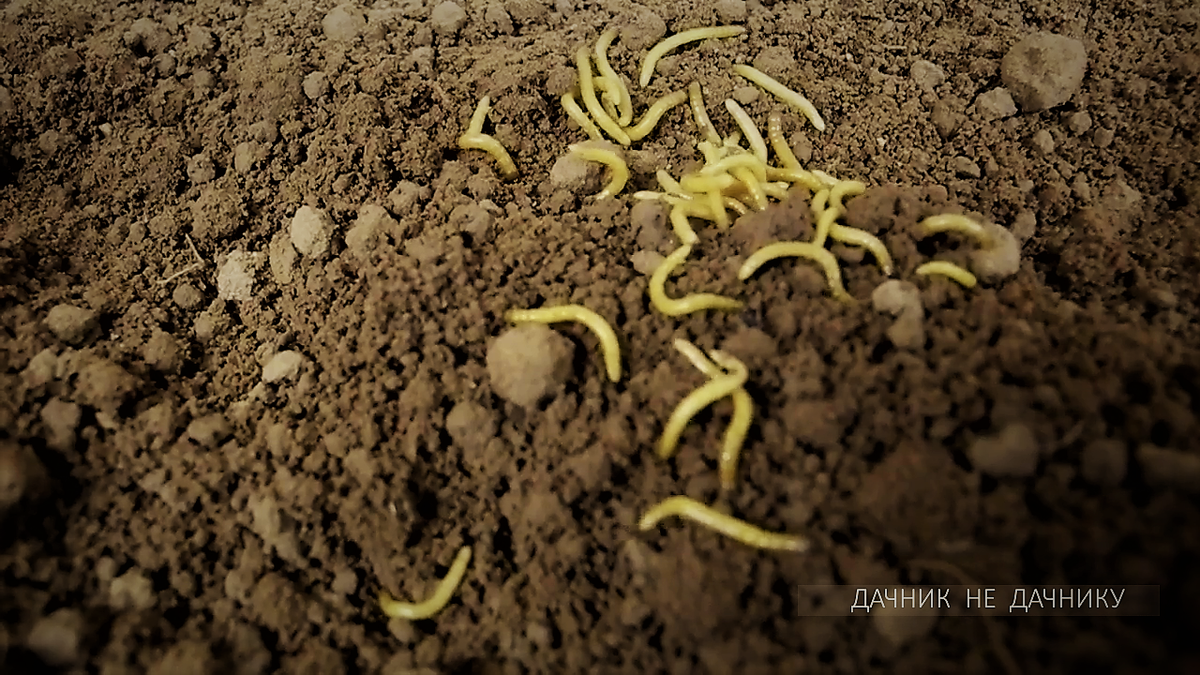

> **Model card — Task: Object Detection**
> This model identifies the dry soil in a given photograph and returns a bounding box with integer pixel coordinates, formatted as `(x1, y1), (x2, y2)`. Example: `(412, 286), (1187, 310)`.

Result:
(0, 0), (1198, 673)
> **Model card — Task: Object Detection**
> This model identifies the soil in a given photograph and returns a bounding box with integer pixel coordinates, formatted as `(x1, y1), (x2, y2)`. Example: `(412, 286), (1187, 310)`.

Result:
(1, 0), (1198, 673)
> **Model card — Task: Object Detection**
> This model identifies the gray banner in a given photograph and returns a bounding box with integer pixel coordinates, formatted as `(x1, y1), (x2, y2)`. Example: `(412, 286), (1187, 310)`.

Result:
(793, 585), (1159, 617)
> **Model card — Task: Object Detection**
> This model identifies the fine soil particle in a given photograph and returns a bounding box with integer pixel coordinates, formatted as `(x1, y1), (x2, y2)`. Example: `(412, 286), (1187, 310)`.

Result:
(1, 1), (1198, 673)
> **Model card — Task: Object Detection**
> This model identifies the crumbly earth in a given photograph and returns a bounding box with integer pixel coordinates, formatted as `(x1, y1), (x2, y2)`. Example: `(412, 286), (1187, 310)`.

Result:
(1, 0), (1198, 673)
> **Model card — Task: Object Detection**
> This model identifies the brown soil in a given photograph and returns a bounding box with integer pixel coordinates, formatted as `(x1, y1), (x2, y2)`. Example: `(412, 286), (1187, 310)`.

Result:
(1, 0), (1197, 673)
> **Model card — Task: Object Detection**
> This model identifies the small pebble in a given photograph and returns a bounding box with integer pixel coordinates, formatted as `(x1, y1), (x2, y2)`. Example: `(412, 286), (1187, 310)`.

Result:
(22, 349), (58, 388)
(507, 0), (551, 22)
(186, 413), (232, 449)
(714, 0), (747, 23)
(1011, 209), (1037, 242)
(1001, 32), (1088, 111)
(95, 557), (117, 582)
(26, 608), (85, 668)
(1071, 174), (1093, 202)
(544, 66), (577, 98)
(193, 303), (231, 344)
(45, 304), (98, 346)
(969, 223), (1022, 282)
(953, 156), (981, 178)
(430, 1), (467, 37)
(269, 231), (298, 285)
(871, 280), (922, 316)
(1136, 444), (1200, 494)
(753, 46), (796, 80)
(110, 570), (156, 611)
(389, 180), (429, 215)
(143, 328), (184, 373)
(173, 284), (205, 310)
(262, 350), (304, 384)
(302, 72), (329, 100)
(233, 142), (257, 174)
(1148, 288), (1178, 310)
(446, 400), (499, 448)
(185, 153), (216, 186)
(630, 250), (665, 276)
(732, 86), (759, 105)
(886, 310), (925, 351)
(448, 203), (494, 243)
(323, 5), (366, 41)
(909, 59), (946, 92)
(40, 398), (81, 452)
(968, 423), (1039, 477)
(630, 200), (668, 247)
(217, 251), (262, 302)
(331, 567), (359, 596)
(790, 131), (813, 163)
(487, 324), (574, 408)
(289, 205), (333, 258)
(1066, 111), (1092, 135)
(75, 359), (139, 414)
(720, 328), (778, 367)
(931, 100), (962, 139)
(387, 617), (416, 643)
(1030, 129), (1055, 154)
(976, 88), (1017, 121)
(616, 6), (665, 52)
(122, 18), (171, 55)
(345, 204), (399, 263)
(484, 4), (514, 34)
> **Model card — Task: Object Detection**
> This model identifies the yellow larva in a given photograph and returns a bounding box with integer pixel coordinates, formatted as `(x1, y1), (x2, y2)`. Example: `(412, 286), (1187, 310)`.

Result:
(829, 224), (894, 276)
(625, 90), (689, 141)
(829, 180), (866, 212)
(640, 26), (746, 87)
(379, 546), (473, 620)
(505, 305), (623, 381)
(658, 351), (748, 459)
(766, 166), (825, 192)
(672, 341), (756, 492)
(649, 244), (743, 316)
(813, 181), (865, 246)
(639, 496), (810, 552)
(561, 91), (604, 142)
(733, 64), (826, 132)
(723, 98), (769, 164)
(688, 81), (722, 146)
(719, 388), (753, 492)
(731, 166), (767, 211)
(812, 203), (844, 248)
(575, 47), (631, 146)
(457, 96), (518, 180)
(916, 260), (978, 287)
(699, 154), (768, 185)
(669, 204), (701, 245)
(766, 110), (802, 171)
(919, 213), (992, 245)
(593, 28), (633, 126)
(567, 142), (629, 200)
(738, 241), (855, 304)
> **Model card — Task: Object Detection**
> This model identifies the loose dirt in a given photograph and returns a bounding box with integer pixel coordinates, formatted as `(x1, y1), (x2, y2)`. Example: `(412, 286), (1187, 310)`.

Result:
(1, 0), (1198, 673)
